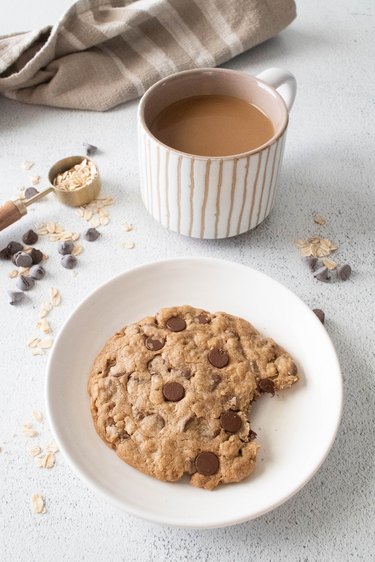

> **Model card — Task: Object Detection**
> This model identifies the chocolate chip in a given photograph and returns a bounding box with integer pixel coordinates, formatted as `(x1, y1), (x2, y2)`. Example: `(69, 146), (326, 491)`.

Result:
(162, 381), (185, 402)
(258, 378), (275, 395)
(197, 313), (210, 324)
(16, 275), (35, 291)
(84, 227), (101, 241)
(10, 251), (28, 267)
(13, 251), (33, 268)
(22, 229), (38, 245)
(166, 316), (186, 332)
(0, 247), (10, 260)
(313, 266), (330, 282)
(248, 429), (257, 441)
(7, 241), (23, 256)
(303, 256), (322, 271)
(8, 290), (24, 305)
(208, 348), (229, 368)
(313, 308), (325, 324)
(30, 248), (43, 264)
(181, 368), (192, 379)
(30, 265), (45, 280)
(337, 264), (352, 281)
(145, 336), (165, 351)
(58, 240), (74, 255)
(83, 142), (98, 156)
(220, 411), (242, 433)
(194, 451), (219, 476)
(210, 373), (222, 391)
(61, 255), (77, 269)
(303, 256), (318, 271)
(24, 187), (39, 199)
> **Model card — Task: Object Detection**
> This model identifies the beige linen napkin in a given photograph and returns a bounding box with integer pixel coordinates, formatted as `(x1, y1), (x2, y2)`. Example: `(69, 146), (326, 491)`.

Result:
(0, 0), (296, 111)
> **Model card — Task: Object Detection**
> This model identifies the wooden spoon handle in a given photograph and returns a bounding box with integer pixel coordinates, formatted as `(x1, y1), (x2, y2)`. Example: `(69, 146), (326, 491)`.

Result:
(0, 200), (27, 231)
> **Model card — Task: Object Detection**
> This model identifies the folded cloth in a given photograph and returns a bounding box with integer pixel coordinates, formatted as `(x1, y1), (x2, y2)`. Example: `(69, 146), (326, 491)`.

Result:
(0, 0), (296, 111)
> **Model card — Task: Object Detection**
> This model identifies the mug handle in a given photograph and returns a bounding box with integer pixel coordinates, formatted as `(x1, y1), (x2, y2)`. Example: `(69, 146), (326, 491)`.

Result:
(256, 68), (297, 112)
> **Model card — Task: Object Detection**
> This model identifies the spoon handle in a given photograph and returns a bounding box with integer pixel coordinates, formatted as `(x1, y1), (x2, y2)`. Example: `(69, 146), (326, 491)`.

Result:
(24, 186), (53, 207)
(0, 200), (27, 232)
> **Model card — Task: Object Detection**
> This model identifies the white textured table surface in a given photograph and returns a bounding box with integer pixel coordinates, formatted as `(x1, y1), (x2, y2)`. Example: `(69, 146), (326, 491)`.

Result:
(1, 1), (374, 560)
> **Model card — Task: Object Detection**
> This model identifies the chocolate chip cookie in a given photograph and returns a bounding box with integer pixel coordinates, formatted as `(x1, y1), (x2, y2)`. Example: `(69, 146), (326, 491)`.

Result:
(88, 306), (299, 490)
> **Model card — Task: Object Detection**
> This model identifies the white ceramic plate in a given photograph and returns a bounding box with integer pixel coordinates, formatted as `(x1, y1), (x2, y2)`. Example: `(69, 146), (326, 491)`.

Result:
(46, 258), (342, 528)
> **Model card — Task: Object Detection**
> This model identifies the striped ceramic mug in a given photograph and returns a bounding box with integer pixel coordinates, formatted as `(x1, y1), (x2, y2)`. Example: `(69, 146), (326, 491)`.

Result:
(138, 67), (296, 239)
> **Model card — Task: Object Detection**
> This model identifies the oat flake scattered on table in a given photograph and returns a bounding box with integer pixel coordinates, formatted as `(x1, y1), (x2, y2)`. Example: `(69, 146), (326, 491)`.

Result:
(27, 338), (41, 349)
(29, 445), (42, 457)
(22, 160), (34, 170)
(31, 494), (46, 514)
(41, 452), (55, 469)
(71, 244), (83, 256)
(314, 214), (327, 225)
(30, 175), (41, 186)
(76, 196), (113, 228)
(39, 302), (53, 319)
(295, 236), (337, 258)
(322, 258), (337, 270)
(36, 318), (51, 334)
(22, 424), (38, 438)
(46, 442), (59, 453)
(122, 222), (133, 232)
(36, 222), (79, 242)
(32, 410), (43, 423)
(39, 338), (53, 350)
(50, 288), (61, 307)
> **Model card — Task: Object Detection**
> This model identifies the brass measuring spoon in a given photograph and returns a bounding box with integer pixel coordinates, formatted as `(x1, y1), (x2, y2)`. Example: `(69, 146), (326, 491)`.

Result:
(0, 156), (101, 232)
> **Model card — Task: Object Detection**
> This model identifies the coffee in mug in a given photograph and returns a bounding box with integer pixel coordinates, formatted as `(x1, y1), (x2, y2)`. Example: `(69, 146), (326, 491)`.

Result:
(150, 95), (274, 157)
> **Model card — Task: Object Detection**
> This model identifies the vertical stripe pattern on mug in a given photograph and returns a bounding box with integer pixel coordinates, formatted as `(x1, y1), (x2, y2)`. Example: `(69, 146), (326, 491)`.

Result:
(139, 130), (287, 239)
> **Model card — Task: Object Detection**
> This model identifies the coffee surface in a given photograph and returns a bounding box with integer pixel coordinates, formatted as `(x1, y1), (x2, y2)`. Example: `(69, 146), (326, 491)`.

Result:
(150, 95), (274, 156)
